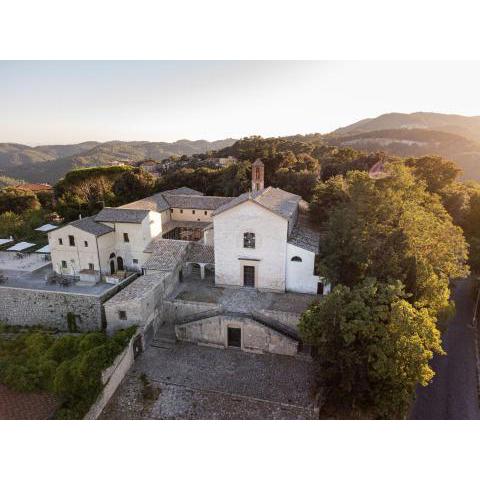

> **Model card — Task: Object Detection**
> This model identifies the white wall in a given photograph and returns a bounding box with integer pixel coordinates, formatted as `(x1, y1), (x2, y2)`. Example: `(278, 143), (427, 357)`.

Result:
(285, 243), (319, 294)
(98, 211), (162, 272)
(48, 225), (112, 275)
(213, 201), (288, 291)
(170, 207), (213, 222)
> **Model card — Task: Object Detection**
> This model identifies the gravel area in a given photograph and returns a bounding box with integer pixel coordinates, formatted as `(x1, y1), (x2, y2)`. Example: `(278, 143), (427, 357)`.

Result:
(100, 343), (317, 420)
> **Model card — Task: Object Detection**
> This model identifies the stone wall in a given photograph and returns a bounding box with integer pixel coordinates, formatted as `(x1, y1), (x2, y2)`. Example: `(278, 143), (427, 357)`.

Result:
(84, 328), (140, 419)
(163, 299), (222, 324)
(176, 314), (299, 356)
(0, 286), (103, 331)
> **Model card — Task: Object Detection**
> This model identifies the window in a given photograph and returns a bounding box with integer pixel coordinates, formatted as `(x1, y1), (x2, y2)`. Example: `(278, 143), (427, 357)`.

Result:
(61, 260), (67, 268)
(58, 238), (63, 245)
(170, 208), (173, 213)
(180, 209), (183, 213)
(204, 211), (208, 215)
(68, 235), (75, 246)
(118, 310), (127, 320)
(192, 210), (195, 214)
(255, 167), (261, 180)
(133, 258), (138, 264)
(123, 232), (129, 243)
(291, 256), (302, 262)
(243, 232), (255, 249)
(88, 263), (94, 270)
(84, 240), (88, 247)
(317, 282), (324, 295)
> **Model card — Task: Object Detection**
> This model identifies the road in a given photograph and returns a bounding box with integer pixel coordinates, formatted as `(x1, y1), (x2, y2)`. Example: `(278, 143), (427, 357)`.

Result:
(410, 277), (480, 419)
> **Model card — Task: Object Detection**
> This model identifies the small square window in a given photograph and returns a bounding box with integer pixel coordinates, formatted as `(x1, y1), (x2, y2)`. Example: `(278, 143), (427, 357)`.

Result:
(192, 210), (195, 214)
(84, 240), (88, 247)
(118, 310), (127, 320)
(68, 235), (75, 246)
(88, 263), (94, 270)
(170, 208), (173, 213)
(180, 209), (183, 213)
(61, 260), (67, 268)
(58, 238), (63, 245)
(123, 233), (129, 243)
(133, 259), (138, 264)
(204, 211), (207, 215)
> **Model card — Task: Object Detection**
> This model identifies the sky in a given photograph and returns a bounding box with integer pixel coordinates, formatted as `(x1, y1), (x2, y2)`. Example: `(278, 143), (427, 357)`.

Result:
(2, 61), (480, 146)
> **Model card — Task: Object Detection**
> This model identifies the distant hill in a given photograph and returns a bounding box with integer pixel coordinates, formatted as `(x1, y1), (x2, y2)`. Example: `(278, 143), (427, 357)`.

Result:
(332, 112), (480, 142)
(0, 139), (236, 184)
(328, 112), (480, 181)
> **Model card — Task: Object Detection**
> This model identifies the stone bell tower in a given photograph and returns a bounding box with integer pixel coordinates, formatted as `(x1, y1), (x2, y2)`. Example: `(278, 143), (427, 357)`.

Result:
(251, 159), (265, 192)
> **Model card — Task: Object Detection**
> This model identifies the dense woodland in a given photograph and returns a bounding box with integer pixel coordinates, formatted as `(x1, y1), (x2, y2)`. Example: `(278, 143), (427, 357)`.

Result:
(1, 134), (480, 419)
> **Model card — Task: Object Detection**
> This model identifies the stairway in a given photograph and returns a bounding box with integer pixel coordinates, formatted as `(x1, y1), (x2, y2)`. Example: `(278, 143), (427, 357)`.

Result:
(151, 323), (177, 350)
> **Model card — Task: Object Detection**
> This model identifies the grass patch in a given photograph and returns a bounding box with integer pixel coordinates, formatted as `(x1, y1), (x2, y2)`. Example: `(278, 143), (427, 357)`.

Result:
(0, 324), (137, 419)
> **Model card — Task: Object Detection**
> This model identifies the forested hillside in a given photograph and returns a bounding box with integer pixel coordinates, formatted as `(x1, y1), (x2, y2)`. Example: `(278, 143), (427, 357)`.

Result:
(0, 138), (236, 184)
(328, 112), (480, 180)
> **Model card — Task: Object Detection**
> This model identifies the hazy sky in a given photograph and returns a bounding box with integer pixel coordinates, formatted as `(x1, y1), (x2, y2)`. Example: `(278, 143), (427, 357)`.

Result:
(2, 61), (480, 146)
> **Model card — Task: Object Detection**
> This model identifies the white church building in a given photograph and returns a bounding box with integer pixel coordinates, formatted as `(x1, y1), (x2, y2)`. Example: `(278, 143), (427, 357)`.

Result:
(48, 160), (327, 295)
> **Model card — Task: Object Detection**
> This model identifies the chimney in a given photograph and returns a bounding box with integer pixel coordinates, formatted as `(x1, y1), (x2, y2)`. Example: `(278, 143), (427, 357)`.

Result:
(251, 159), (265, 192)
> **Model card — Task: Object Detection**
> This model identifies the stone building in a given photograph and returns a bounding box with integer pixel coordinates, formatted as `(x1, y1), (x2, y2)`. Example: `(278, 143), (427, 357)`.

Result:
(46, 161), (329, 355)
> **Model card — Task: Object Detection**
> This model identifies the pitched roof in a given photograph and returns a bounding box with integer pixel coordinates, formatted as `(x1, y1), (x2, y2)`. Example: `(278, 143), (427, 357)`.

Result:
(162, 187), (204, 196)
(95, 207), (150, 224)
(163, 193), (234, 210)
(143, 239), (190, 271)
(187, 243), (215, 264)
(288, 218), (320, 254)
(69, 216), (114, 236)
(118, 187), (205, 213)
(213, 187), (300, 219)
(119, 192), (170, 212)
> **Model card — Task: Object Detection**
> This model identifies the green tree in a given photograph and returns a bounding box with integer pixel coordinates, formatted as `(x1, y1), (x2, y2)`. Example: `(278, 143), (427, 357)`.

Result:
(0, 187), (40, 215)
(319, 165), (469, 318)
(299, 278), (443, 419)
(112, 168), (156, 204)
(0, 211), (25, 239)
(405, 155), (460, 194)
(309, 175), (349, 225)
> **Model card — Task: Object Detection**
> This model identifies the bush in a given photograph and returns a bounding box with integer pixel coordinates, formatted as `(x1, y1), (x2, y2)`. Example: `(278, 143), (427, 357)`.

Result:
(0, 327), (136, 419)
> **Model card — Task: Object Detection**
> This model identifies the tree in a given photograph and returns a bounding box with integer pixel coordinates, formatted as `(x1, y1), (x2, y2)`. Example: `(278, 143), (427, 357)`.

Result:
(405, 155), (460, 194)
(0, 211), (25, 239)
(0, 187), (40, 215)
(299, 278), (443, 419)
(461, 189), (480, 272)
(318, 165), (469, 318)
(112, 168), (156, 204)
(309, 175), (349, 225)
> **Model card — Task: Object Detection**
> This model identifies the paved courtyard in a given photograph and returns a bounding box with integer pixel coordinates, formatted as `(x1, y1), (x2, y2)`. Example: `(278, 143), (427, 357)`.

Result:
(100, 343), (317, 419)
(174, 277), (318, 314)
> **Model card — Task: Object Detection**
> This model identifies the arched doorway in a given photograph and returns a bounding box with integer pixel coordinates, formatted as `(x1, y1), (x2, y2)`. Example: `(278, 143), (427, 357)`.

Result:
(117, 256), (124, 271)
(109, 253), (116, 275)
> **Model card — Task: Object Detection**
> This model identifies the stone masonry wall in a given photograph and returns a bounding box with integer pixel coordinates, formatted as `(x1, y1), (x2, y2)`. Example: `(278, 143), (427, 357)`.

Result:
(0, 286), (103, 331)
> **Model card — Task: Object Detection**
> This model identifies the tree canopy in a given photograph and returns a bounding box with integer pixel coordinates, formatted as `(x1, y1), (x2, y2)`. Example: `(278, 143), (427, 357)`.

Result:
(299, 278), (443, 419)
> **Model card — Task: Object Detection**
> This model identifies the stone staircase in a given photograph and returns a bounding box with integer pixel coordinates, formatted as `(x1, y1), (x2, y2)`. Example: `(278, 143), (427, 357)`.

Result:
(151, 323), (177, 350)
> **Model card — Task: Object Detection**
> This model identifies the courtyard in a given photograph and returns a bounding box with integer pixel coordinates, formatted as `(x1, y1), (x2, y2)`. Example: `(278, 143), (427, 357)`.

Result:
(173, 277), (319, 314)
(100, 343), (317, 420)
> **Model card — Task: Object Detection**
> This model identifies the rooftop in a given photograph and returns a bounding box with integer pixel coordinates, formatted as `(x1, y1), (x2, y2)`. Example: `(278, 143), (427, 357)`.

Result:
(0, 265), (120, 296)
(69, 216), (114, 236)
(213, 187), (301, 219)
(143, 239), (190, 271)
(104, 272), (169, 304)
(95, 207), (150, 224)
(163, 193), (234, 211)
(186, 243), (215, 264)
(288, 215), (320, 254)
